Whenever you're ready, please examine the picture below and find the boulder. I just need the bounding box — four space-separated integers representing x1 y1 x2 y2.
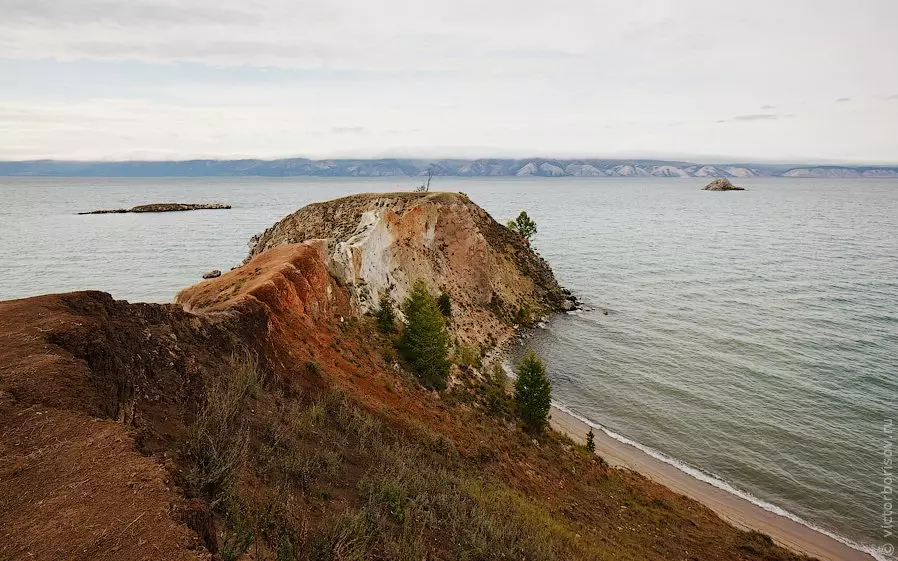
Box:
202 269 221 279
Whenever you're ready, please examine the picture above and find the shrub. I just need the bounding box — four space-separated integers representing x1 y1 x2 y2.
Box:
398 280 451 389
185 352 263 507
437 292 452 317
586 429 596 453
514 350 552 432
506 210 537 241
483 364 512 418
374 291 396 333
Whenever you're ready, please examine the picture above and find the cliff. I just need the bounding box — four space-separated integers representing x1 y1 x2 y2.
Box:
0 194 813 561
244 192 565 349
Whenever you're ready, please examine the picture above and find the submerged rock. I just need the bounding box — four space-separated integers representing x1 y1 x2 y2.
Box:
702 178 745 191
78 202 231 215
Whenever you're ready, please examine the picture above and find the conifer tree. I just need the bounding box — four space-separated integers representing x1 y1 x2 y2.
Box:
514 350 552 431
399 280 451 389
586 429 596 453
507 211 538 241
374 291 396 333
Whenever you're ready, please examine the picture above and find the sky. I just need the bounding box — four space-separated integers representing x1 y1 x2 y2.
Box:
2 0 897 163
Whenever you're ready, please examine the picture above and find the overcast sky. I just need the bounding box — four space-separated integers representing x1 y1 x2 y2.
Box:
2 0 897 162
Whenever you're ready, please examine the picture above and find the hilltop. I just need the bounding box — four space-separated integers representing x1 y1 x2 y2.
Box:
1 193 815 561
2 158 897 178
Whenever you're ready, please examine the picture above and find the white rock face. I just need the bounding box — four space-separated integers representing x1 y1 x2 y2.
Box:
564 164 604 176
725 167 757 177
539 163 566 176
650 165 690 177
329 208 402 315
784 168 863 178
611 165 638 176
694 165 723 177
515 162 539 176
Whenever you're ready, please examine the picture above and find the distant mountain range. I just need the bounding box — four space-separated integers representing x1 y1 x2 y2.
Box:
1 158 897 178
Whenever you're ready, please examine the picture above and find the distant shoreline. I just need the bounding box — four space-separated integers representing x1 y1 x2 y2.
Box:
2 157 897 178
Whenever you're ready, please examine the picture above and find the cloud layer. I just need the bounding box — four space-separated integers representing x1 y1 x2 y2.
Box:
1 0 897 161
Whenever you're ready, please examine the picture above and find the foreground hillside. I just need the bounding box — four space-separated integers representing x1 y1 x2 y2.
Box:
0 193 811 561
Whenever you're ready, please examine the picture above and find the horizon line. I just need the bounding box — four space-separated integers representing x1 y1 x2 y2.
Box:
2 156 898 167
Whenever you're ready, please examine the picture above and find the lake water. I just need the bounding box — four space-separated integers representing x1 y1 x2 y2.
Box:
1 176 895 557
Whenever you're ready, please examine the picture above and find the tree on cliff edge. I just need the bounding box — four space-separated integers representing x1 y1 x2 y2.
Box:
507 211 537 241
515 350 552 432
399 280 451 389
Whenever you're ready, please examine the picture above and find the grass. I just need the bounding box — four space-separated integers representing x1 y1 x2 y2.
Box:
177 334 809 561
210 379 609 560
184 351 264 508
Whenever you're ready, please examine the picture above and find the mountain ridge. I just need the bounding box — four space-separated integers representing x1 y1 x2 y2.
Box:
2 158 897 178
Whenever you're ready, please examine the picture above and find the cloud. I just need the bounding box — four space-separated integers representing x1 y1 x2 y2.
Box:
0 1 897 162
331 126 366 134
835 97 851 102
887 94 898 100
733 114 778 121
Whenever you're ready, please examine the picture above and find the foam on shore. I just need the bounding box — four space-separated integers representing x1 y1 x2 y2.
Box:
550 401 886 561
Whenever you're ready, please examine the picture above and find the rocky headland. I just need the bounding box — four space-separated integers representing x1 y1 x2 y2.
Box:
78 202 231 214
0 192 824 561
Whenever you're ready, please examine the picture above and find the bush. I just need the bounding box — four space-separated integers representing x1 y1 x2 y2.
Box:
437 292 452 317
586 429 596 453
507 211 537 241
398 280 451 389
185 352 263 507
483 364 512 418
514 350 552 432
373 291 396 333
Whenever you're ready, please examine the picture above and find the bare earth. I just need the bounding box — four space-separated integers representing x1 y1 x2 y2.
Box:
550 406 874 561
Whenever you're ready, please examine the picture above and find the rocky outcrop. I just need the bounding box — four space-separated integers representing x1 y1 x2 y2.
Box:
245 192 565 349
78 203 230 215
702 178 745 191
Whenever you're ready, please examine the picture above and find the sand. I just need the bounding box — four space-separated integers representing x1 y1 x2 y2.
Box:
549 405 875 561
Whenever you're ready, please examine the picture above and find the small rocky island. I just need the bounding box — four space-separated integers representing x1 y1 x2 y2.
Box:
78 202 231 215
702 178 745 191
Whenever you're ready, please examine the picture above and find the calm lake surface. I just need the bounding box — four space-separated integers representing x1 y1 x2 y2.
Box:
1 176 895 554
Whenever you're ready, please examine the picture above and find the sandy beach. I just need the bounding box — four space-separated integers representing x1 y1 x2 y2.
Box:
549 405 875 561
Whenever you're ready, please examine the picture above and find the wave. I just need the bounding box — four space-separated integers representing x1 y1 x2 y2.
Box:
550 401 887 561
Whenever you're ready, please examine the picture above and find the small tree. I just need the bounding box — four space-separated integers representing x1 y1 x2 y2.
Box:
483 364 512 418
437 292 452 317
507 211 538 241
374 291 396 333
514 350 552 432
398 280 451 389
586 429 596 453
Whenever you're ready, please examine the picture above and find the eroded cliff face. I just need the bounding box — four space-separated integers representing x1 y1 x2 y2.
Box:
246 192 564 349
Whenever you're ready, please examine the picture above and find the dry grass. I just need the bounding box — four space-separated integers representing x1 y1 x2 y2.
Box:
184 351 265 508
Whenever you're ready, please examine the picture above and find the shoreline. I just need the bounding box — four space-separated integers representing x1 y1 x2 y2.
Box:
548 403 878 561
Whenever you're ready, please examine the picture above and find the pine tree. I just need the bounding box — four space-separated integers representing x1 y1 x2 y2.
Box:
398 280 451 389
374 291 396 333
514 350 552 432
507 211 538 241
586 429 596 453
